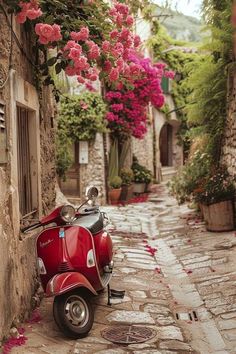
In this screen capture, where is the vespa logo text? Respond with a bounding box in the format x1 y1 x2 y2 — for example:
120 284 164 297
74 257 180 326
40 239 53 248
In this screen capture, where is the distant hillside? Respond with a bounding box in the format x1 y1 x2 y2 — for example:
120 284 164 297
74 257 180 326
155 7 203 42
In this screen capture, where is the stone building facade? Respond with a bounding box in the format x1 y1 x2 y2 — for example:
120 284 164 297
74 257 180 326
132 94 183 181
221 73 236 177
60 133 107 204
0 2 56 341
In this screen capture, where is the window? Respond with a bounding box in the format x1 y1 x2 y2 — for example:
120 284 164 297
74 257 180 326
161 77 171 94
17 106 37 217
0 99 7 164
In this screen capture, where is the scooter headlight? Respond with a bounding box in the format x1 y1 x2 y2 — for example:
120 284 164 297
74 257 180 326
60 205 76 223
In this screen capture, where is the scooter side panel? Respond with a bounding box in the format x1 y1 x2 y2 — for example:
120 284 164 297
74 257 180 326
37 227 63 290
46 272 97 297
93 231 113 268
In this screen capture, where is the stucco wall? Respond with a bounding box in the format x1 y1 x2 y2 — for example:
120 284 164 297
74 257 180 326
0 3 56 340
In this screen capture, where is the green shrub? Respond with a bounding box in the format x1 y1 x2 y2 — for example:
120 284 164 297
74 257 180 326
120 168 134 186
109 176 122 189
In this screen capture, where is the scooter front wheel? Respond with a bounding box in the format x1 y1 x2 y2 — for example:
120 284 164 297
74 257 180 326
53 289 94 339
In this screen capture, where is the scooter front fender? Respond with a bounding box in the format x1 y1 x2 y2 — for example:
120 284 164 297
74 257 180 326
46 272 98 297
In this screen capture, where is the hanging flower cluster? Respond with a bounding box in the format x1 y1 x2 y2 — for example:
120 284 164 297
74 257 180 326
105 54 175 139
14 0 142 88
16 0 42 23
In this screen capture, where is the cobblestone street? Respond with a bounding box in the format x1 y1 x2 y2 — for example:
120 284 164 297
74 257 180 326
11 184 236 354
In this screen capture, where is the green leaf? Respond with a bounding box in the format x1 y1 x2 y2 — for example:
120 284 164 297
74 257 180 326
47 57 57 66
55 62 62 75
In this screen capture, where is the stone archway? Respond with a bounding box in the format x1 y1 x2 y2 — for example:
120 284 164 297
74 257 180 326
159 123 173 167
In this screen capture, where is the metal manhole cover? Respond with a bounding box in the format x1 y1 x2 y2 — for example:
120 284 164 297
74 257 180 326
101 325 156 344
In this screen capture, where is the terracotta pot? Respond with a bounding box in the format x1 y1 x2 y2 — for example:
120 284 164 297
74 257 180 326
119 184 134 202
133 183 146 194
108 188 121 204
200 199 235 232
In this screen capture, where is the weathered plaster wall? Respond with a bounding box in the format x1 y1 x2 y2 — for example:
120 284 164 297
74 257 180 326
40 86 57 214
221 74 236 177
0 3 56 341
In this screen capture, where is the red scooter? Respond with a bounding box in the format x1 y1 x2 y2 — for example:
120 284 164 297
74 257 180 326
21 187 114 338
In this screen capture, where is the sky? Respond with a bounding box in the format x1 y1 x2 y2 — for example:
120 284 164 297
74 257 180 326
158 0 203 18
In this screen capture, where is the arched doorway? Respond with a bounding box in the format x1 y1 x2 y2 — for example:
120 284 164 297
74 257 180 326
159 123 173 167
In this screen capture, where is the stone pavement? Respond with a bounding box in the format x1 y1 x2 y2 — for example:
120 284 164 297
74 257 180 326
7 184 236 354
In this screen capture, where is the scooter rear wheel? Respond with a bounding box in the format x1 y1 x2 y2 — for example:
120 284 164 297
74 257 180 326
53 289 94 339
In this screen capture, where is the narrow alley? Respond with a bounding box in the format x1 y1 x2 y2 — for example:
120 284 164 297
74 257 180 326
10 184 236 354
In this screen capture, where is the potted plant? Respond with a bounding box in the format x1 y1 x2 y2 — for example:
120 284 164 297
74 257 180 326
108 176 122 204
120 168 134 202
131 156 153 194
193 167 235 231
132 167 147 194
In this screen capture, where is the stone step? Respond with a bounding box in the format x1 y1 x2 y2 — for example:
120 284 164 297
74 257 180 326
161 167 177 182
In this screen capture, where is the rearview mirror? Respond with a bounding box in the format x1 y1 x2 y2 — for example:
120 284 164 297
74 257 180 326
86 187 99 200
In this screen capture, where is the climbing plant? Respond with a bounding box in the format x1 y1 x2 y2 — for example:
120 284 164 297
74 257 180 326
149 23 203 153
56 91 107 178
165 0 233 203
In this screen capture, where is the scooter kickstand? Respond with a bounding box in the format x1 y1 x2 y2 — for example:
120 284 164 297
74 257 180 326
107 283 112 306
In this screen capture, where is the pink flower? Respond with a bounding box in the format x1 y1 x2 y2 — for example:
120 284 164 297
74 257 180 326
109 8 118 17
63 40 77 51
68 47 82 60
27 8 42 20
114 3 129 16
103 60 112 73
117 57 124 71
35 23 62 44
80 101 88 109
79 27 89 41
102 40 110 52
86 68 99 81
126 15 134 26
115 13 124 27
164 70 175 79
77 75 85 84
85 82 96 91
88 44 100 60
51 24 62 41
110 29 119 39
106 112 119 122
111 42 124 57
134 35 141 48
119 28 130 40
16 12 27 23
16 0 42 23
65 66 77 76
70 27 89 41
109 67 119 81
111 103 123 112
38 23 54 39
116 82 123 90
74 56 89 70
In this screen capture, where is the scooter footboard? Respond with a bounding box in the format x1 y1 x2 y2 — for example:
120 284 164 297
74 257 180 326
46 272 97 297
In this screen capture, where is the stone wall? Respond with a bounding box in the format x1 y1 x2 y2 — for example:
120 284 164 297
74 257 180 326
221 74 236 177
79 133 106 204
0 3 56 341
132 124 154 174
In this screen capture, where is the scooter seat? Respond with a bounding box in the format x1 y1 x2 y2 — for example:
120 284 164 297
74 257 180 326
74 212 104 235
